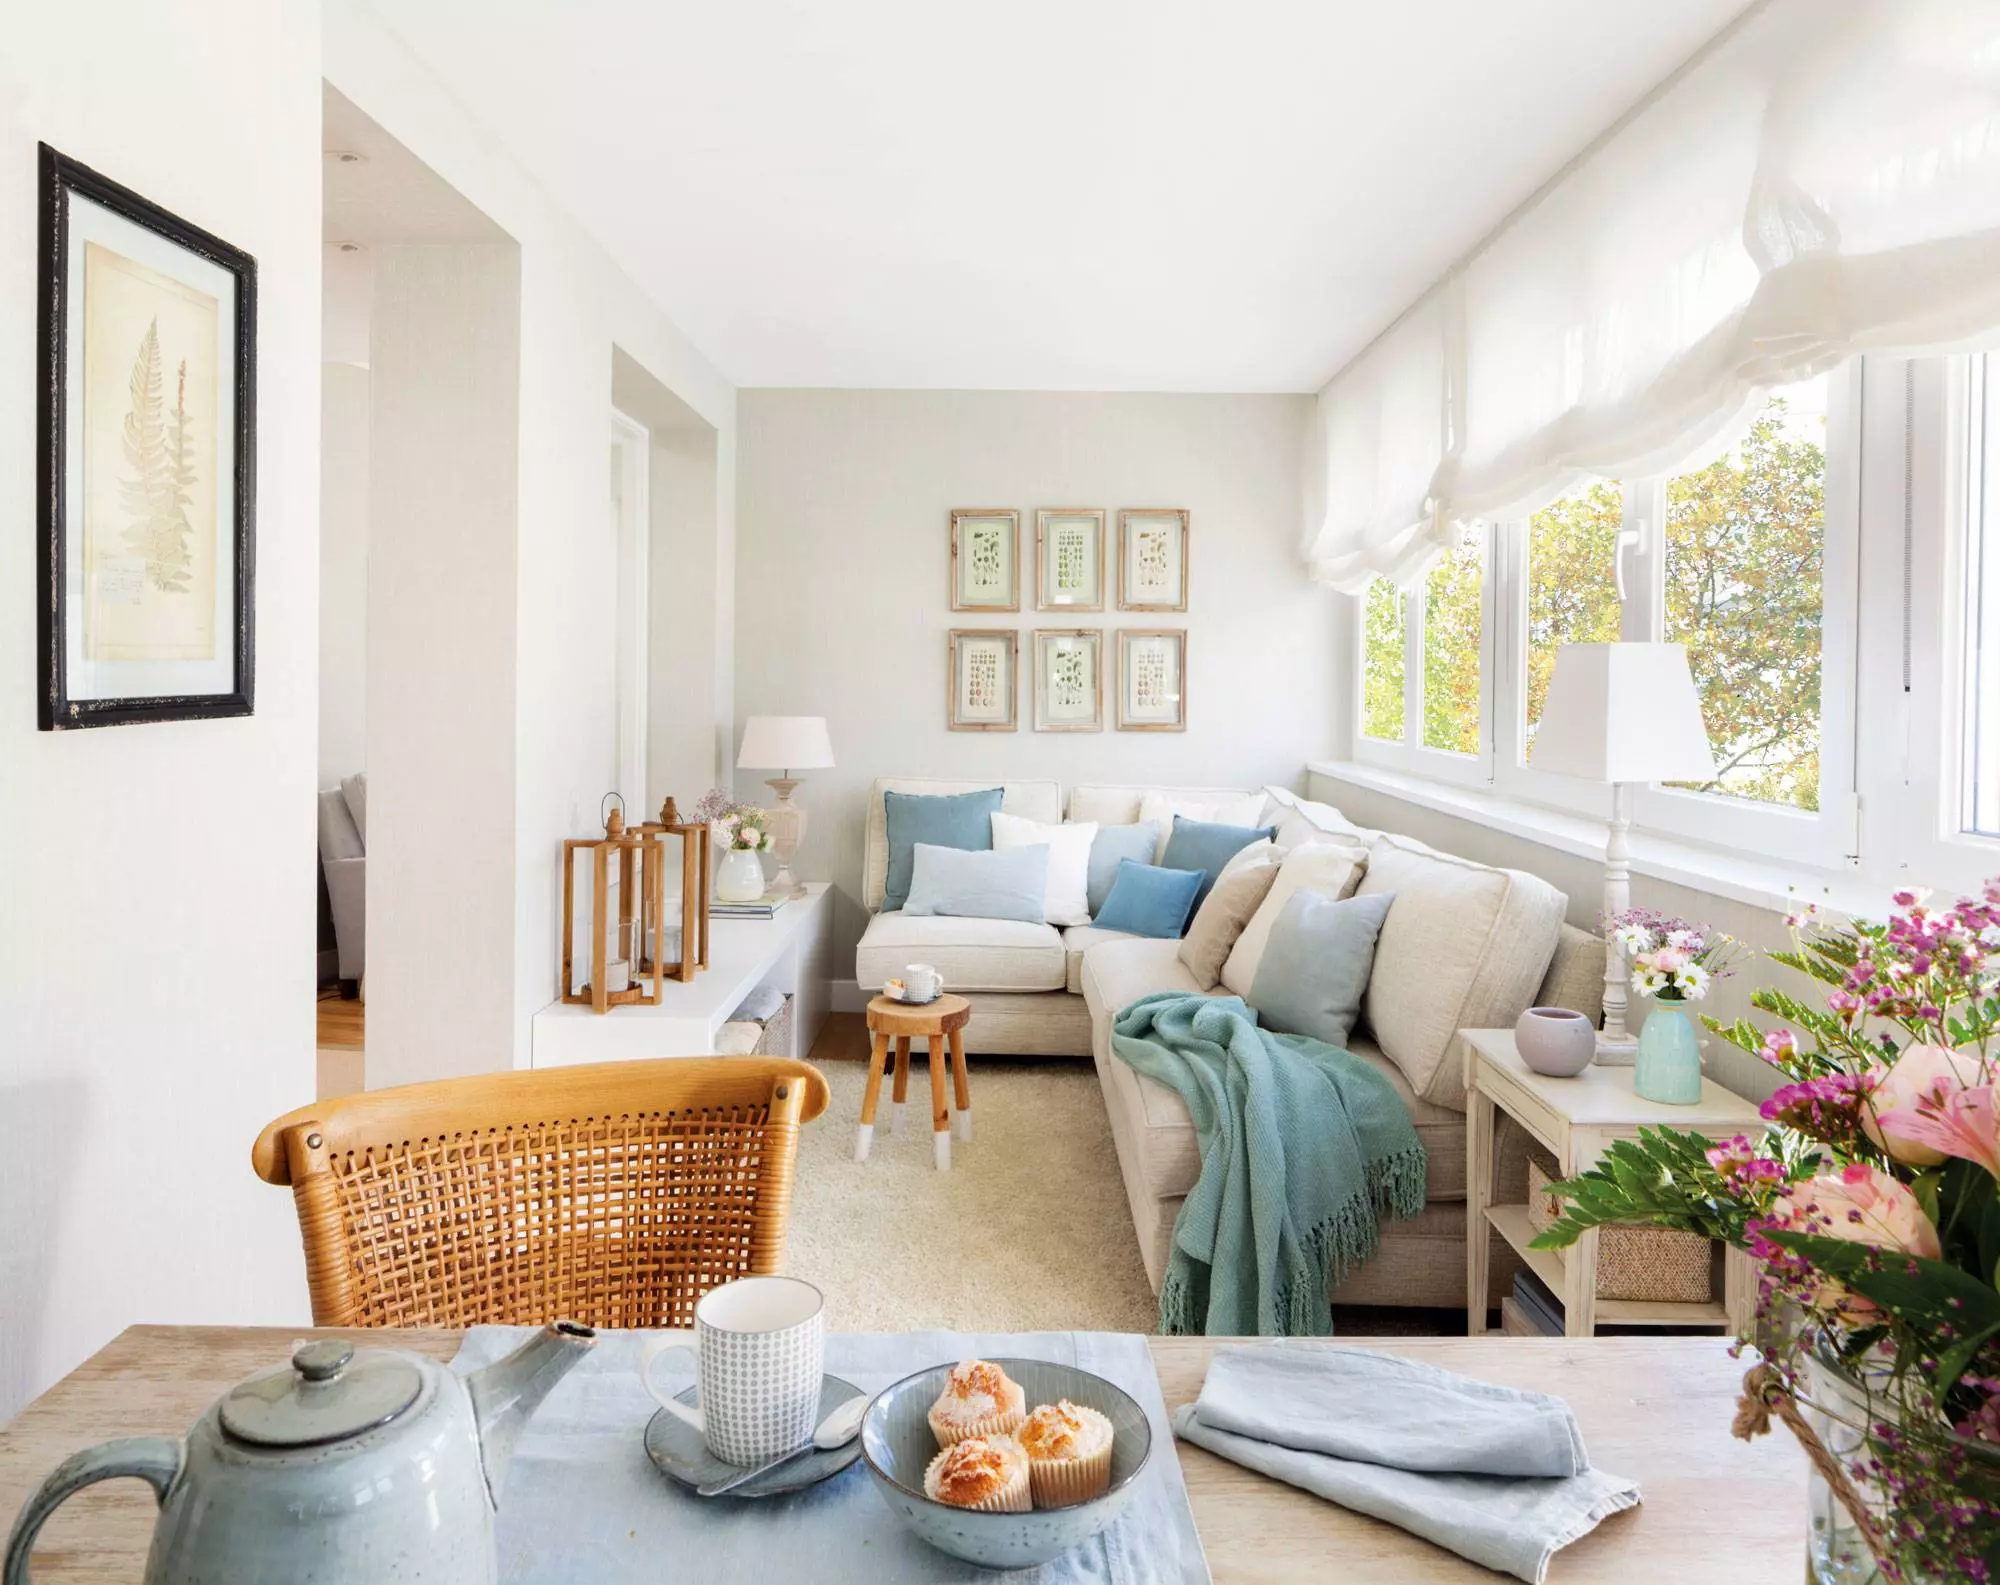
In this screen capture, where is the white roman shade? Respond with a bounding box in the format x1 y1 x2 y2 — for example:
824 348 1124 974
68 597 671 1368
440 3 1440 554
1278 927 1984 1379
1304 292 1455 593
1307 0 2000 575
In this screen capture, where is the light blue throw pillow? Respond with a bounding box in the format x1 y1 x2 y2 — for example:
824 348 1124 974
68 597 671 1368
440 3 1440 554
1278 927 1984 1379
1092 859 1206 939
1249 889 1397 1048
902 842 1050 924
1087 822 1162 917
1159 815 1278 909
883 787 1003 912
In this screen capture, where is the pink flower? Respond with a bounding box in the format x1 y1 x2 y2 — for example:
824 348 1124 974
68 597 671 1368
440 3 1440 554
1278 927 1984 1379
1862 1043 1988 1166
1827 990 1862 1021
1765 1164 1943 1318
1653 946 1691 972
1879 1082 2000 1180
1758 1028 1799 1067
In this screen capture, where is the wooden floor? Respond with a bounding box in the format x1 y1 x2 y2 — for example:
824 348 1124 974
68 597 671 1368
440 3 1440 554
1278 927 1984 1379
808 1010 870 1061
315 990 363 1048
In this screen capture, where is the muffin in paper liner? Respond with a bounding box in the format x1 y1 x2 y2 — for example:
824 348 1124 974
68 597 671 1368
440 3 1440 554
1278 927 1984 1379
1016 1400 1115 1507
923 1436 1032 1513
927 1359 1027 1448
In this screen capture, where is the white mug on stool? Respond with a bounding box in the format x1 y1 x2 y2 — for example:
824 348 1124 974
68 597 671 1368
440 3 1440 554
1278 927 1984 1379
640 1276 826 1465
904 963 942 1001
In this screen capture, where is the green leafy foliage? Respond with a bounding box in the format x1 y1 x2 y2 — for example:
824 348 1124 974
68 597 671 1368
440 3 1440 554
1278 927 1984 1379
1361 577 1404 742
1421 538 1481 754
1528 1126 1765 1250
1524 481 1623 744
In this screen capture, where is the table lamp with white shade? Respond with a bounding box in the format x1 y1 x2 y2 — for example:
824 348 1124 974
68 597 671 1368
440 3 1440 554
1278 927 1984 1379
1531 643 1716 1061
736 715 835 898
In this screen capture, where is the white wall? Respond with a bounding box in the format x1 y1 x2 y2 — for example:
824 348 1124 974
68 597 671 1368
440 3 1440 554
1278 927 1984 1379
0 0 321 1417
319 363 369 786
326 0 739 1067
648 424 724 808
365 243 522 1089
735 390 1336 965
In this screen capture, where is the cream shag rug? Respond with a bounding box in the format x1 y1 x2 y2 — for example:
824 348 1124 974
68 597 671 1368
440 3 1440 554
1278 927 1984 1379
783 1058 1161 1334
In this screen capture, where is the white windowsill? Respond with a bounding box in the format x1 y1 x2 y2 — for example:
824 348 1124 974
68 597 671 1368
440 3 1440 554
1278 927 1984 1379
1305 760 1885 921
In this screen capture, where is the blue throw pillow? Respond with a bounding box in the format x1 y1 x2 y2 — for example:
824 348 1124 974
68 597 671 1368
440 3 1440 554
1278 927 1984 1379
1086 822 1162 917
902 842 1049 924
1093 859 1206 939
1249 889 1396 1048
1159 815 1277 909
883 787 1003 912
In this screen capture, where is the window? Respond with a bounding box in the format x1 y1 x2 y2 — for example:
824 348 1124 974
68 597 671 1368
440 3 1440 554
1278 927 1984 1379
1361 576 1404 742
1664 377 1829 812
1422 535 1482 753
1354 530 1492 783
1523 480 1623 748
1965 356 2000 838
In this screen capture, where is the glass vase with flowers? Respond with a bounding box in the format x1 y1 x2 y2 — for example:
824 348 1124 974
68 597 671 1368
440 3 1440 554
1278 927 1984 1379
1540 883 2000 1582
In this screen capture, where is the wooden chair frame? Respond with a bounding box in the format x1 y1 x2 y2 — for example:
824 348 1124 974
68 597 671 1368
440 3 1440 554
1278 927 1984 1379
252 1058 829 1328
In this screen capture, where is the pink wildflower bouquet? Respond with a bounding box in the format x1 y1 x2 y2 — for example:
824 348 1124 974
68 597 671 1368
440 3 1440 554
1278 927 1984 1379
1537 881 2000 1582
1607 906 1745 1002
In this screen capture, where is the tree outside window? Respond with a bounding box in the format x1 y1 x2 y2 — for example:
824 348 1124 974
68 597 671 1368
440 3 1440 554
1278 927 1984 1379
1362 576 1405 741
1422 534 1482 754
1664 379 1827 812
1525 480 1624 748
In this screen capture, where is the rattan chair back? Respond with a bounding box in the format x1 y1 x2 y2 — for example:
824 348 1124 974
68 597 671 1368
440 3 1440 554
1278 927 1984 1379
252 1057 829 1328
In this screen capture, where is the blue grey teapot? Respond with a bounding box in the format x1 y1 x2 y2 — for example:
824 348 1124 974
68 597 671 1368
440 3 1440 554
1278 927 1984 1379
4 1322 595 1584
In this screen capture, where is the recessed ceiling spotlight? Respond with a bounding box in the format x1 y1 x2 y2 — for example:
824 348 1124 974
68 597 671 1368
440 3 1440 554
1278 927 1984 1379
326 149 367 165
332 241 365 253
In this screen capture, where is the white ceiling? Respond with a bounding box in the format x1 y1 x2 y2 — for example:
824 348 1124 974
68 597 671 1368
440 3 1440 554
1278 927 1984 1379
370 0 1754 392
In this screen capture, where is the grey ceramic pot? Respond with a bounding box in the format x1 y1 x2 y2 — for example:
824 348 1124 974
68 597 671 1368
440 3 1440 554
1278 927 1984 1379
1515 1006 1597 1076
861 1358 1152 1570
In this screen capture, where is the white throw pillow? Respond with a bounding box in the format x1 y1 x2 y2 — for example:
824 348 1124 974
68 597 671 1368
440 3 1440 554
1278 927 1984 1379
1136 791 1269 861
1221 841 1370 999
990 811 1097 926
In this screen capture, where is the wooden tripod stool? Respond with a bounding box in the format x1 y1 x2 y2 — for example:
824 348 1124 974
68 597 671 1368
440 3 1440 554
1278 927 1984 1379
857 993 972 1170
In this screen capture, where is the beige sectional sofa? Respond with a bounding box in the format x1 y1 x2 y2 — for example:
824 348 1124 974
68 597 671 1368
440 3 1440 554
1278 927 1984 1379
853 777 1604 1311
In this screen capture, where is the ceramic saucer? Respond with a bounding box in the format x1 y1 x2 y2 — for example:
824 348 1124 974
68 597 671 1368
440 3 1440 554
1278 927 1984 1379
644 1374 867 1499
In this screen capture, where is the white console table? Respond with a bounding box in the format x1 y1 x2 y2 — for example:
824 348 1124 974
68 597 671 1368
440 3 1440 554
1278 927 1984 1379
531 883 833 1065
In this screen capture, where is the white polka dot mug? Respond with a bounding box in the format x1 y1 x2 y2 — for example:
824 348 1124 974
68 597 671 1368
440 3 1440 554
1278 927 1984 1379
640 1276 826 1466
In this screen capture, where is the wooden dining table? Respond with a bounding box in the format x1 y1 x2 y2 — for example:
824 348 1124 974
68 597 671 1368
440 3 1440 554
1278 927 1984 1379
0 1327 1805 1582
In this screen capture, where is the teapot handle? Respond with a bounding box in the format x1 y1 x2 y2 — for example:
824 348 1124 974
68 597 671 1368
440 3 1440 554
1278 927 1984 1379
4 1437 181 1585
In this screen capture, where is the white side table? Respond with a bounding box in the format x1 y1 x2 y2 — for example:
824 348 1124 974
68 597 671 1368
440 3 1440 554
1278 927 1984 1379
1461 1026 1765 1338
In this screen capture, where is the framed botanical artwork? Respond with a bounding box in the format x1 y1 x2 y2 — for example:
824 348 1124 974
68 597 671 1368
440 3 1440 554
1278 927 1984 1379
950 509 1020 612
1033 628 1103 732
1117 629 1187 732
38 144 256 730
1118 508 1189 613
948 629 1018 731
1034 509 1105 611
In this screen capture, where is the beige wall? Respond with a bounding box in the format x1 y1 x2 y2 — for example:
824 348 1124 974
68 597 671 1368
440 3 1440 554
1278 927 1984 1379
736 389 1338 970
1309 769 1812 1103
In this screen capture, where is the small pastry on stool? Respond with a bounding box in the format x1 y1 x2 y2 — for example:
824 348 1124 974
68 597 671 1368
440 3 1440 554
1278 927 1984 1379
923 1435 1031 1513
927 1359 1027 1447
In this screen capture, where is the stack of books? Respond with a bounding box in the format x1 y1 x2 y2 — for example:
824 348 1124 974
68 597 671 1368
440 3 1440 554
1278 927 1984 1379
1506 1270 1565 1336
710 890 791 920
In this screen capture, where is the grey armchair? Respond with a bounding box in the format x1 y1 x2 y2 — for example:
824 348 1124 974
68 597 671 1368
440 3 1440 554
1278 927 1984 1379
318 773 367 984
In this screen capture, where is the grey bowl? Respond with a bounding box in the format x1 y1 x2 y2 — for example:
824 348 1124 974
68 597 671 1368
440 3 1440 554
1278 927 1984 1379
861 1357 1153 1571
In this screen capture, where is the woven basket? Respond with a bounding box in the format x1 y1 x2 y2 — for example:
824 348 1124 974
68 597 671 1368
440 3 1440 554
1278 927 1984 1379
1527 1157 1713 1304
752 994 795 1058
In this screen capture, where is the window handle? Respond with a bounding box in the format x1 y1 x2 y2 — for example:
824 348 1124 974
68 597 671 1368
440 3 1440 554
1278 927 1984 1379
1613 524 1643 603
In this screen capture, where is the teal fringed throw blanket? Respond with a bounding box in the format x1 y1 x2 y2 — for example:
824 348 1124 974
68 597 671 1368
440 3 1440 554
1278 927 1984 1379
1112 991 1426 1337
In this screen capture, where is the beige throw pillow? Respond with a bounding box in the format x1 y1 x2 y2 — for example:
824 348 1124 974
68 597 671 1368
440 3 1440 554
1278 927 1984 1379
1357 835 1567 1109
1176 842 1283 989
1220 842 1369 999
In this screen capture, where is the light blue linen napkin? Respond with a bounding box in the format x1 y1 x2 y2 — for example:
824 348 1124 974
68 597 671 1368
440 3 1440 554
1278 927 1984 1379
453 1326 1210 1585
1171 1343 1639 1584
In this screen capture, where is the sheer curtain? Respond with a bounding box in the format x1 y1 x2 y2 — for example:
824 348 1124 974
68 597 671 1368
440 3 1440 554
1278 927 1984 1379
1307 0 2000 576
1303 292 1454 592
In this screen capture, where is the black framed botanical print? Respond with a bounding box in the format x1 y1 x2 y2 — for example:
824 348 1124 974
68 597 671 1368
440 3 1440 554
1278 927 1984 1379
38 144 256 729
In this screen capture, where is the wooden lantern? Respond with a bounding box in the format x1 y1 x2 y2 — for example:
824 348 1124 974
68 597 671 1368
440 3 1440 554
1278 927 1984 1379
559 795 708 1014
636 795 709 983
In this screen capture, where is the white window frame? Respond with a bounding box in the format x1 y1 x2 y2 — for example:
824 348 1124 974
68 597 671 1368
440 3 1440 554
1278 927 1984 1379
1352 524 1495 788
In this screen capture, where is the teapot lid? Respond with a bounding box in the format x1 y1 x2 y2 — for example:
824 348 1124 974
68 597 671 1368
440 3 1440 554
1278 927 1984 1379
219 1340 424 1449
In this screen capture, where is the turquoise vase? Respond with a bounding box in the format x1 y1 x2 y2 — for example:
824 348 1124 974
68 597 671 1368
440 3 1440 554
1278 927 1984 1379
1634 998 1703 1104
